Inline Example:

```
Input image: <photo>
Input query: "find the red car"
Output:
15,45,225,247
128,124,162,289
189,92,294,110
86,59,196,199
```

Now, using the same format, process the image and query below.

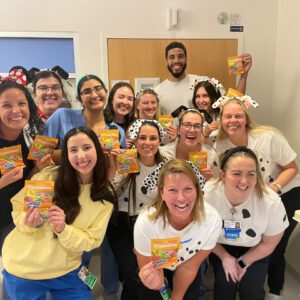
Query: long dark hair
118,121,165,214
192,81,221,115
0,80,44,137
104,82,135,127
76,74,107,103
53,127,117,224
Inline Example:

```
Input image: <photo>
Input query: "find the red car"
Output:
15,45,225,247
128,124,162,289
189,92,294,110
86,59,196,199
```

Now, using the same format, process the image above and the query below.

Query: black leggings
268,187,300,295
210,245,269,300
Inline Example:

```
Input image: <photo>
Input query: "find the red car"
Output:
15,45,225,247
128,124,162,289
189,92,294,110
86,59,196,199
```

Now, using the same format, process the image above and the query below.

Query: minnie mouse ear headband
190,77,223,94
127,119,165,141
29,66,69,80
212,95,259,110
0,69,27,86
141,160,206,194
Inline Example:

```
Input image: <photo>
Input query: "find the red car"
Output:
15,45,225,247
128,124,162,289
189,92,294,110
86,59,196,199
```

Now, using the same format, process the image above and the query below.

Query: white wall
1,0,278,125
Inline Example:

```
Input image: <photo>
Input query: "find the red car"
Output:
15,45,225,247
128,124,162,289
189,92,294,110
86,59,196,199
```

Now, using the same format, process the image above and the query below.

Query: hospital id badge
78,266,97,290
224,220,241,241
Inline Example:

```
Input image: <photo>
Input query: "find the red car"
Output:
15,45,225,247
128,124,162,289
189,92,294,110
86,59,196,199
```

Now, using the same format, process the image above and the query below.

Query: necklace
230,207,237,216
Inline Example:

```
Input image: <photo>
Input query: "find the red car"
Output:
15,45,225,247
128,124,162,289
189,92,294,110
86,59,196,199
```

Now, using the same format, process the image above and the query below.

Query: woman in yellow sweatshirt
2,126,116,300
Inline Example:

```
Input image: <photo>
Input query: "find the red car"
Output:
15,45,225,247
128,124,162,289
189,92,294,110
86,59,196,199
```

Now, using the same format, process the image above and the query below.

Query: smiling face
136,93,158,119
221,102,247,138
79,79,107,112
112,86,134,122
161,172,196,230
166,48,187,79
178,112,203,148
35,76,63,117
221,155,257,204
194,86,212,112
67,133,97,184
0,88,30,135
135,124,160,166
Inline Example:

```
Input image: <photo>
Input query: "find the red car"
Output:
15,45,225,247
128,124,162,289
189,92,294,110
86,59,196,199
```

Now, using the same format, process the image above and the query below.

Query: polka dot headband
141,160,206,193
127,119,165,142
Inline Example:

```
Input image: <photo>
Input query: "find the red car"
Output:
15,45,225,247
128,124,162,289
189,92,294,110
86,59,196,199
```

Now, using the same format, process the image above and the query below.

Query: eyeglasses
181,122,202,131
37,85,62,92
80,85,105,96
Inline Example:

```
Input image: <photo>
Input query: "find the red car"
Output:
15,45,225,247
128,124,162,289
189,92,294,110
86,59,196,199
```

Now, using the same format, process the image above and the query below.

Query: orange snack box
225,88,244,98
116,149,139,174
151,237,180,269
228,55,244,76
28,135,58,160
0,144,25,174
189,151,208,171
98,129,120,153
158,115,173,129
24,180,54,219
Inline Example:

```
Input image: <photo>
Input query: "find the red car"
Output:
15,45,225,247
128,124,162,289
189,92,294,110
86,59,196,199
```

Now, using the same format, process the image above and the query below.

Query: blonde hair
136,89,160,120
147,159,205,226
219,148,267,198
217,99,283,142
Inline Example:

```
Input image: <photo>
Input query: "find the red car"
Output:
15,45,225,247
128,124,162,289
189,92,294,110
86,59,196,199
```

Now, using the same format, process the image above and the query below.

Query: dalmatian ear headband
127,119,165,141
135,88,159,101
212,95,259,110
190,77,223,94
141,160,206,192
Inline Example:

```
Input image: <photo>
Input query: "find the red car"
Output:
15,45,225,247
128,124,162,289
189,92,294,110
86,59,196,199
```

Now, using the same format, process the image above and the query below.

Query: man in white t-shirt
155,41,252,115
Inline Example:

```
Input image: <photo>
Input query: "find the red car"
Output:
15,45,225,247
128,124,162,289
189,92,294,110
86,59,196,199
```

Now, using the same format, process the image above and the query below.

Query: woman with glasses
32,70,71,122
215,98,300,299
44,74,126,149
160,109,218,181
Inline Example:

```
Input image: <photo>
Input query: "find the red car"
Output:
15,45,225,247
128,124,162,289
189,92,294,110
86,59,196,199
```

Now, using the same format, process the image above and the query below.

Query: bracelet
237,256,248,269
159,278,172,300
271,182,282,192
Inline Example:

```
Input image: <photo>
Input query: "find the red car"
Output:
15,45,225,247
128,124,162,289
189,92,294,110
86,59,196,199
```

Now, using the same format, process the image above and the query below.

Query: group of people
0,40,298,300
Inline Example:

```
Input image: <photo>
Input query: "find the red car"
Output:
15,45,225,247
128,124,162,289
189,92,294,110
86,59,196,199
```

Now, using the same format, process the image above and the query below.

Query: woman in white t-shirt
134,159,222,300
107,119,166,300
215,98,300,299
204,146,288,300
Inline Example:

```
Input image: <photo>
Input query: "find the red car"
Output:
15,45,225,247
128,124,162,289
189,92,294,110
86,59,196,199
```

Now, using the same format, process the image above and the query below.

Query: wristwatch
237,256,247,269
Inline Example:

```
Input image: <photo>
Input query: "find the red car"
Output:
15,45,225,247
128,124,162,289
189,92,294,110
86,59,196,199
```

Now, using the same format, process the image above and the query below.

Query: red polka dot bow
0,69,27,86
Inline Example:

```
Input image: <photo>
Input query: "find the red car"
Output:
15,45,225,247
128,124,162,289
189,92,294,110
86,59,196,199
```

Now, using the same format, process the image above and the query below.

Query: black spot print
180,257,185,262
198,241,201,245
186,248,189,251
222,220,225,228
261,167,265,172
189,250,194,255
213,161,218,167
246,229,256,238
242,209,251,218
269,177,274,183
283,214,287,222
267,160,269,163
124,197,129,202
141,186,147,195
195,249,199,253
259,158,263,162
139,203,144,208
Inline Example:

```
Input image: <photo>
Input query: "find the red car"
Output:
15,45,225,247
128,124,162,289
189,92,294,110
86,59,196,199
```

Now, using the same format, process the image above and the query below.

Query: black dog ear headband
127,119,165,142
29,66,69,80
142,160,206,191
220,146,257,170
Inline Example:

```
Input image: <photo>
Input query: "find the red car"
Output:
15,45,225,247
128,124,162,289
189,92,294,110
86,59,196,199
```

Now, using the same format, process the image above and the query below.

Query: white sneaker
266,293,281,300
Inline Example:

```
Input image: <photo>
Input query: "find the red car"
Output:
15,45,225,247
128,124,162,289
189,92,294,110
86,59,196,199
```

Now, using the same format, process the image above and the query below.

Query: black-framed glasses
181,122,202,131
37,85,62,92
80,85,105,96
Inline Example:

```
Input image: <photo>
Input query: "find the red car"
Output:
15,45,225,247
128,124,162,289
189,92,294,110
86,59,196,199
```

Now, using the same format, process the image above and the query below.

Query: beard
167,63,187,79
